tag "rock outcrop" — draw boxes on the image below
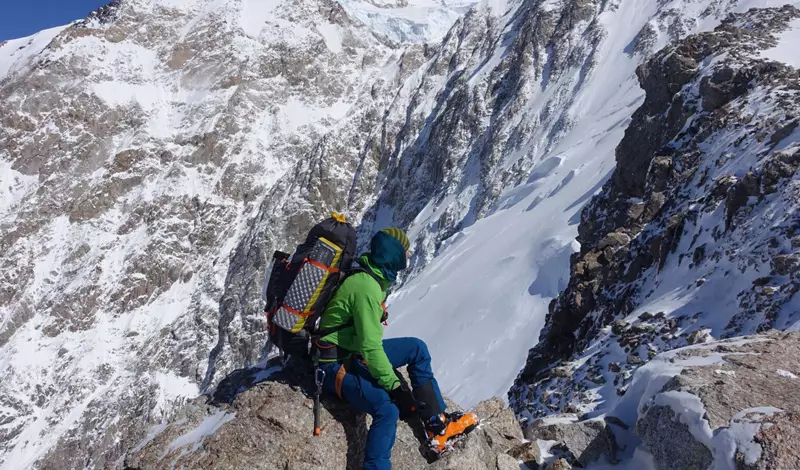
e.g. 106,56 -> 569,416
632,332 -> 800,470
516,332 -> 800,470
524,417 -> 617,467
124,363 -> 533,470
512,5 -> 800,418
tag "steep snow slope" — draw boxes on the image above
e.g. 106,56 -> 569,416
0,26 -> 69,79
385,0 -> 798,407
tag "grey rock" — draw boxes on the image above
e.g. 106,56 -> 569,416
636,404 -> 713,470
635,332 -> 800,470
126,365 -> 520,470
611,320 -> 629,335
597,231 -> 631,250
638,312 -> 654,321
772,253 -> 799,276
648,156 -> 673,191
496,453 -> 520,470
725,171 -> 761,229
545,457 -> 572,470
630,323 -> 656,334
507,441 -> 541,466
523,419 -> 616,466
551,366 -> 571,378
643,191 -> 667,221
686,329 -> 713,345
627,354 -> 644,365
471,396 -> 525,453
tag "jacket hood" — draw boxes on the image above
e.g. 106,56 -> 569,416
363,231 -> 407,285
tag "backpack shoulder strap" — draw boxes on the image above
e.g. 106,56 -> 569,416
311,266 -> 383,339
346,265 -> 383,288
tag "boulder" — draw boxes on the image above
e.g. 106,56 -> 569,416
636,404 -> 713,470
772,253 -> 800,276
550,366 -> 571,378
545,458 -> 572,470
523,417 -> 616,466
495,453 -> 520,470
507,441 -> 541,467
611,320 -> 629,335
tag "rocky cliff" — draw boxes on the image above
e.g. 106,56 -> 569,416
511,0 -> 800,436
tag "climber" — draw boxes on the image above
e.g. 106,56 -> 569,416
314,227 -> 478,470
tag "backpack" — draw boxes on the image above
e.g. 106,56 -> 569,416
264,213 -> 357,360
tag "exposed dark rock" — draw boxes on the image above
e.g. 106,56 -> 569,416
771,253 -> 800,276
725,171 -> 761,230
611,320 -> 629,335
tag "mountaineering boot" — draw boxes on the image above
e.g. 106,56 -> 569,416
424,411 -> 480,454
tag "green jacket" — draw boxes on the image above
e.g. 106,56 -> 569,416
319,255 -> 400,392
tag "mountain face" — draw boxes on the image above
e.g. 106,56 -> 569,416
511,4 -> 800,419
1,0 -> 798,469
0,0 -> 449,466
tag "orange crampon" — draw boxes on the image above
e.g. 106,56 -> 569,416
425,412 -> 480,454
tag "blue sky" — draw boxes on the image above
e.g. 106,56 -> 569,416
0,0 -> 108,41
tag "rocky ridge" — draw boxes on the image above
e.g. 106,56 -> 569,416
511,0 -> 800,434
632,332 -> 800,470
124,363 -> 537,470
122,331 -> 800,470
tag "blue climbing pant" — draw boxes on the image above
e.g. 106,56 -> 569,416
318,337 -> 446,470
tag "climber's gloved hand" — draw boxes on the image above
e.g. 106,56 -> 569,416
389,385 -> 417,420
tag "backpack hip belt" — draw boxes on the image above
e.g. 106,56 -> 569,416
314,339 -> 353,362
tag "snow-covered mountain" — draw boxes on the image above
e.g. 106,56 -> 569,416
0,0 -> 469,466
384,0 -> 799,408
0,0 -> 797,468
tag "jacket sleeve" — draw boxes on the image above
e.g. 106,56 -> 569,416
351,282 -> 400,392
